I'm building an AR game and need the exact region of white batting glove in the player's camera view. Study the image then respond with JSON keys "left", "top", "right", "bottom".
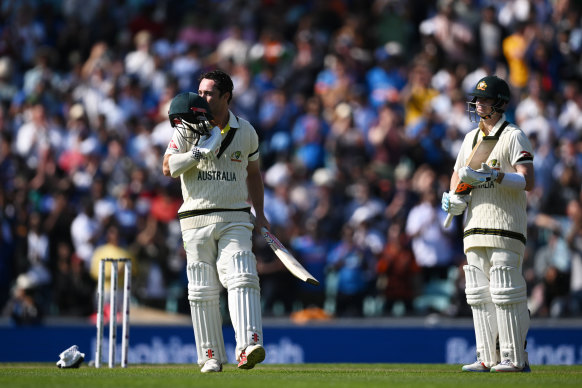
{"left": 441, "top": 191, "right": 470, "bottom": 216}
{"left": 458, "top": 163, "right": 498, "bottom": 186}
{"left": 476, "top": 162, "right": 499, "bottom": 181}
{"left": 191, "top": 126, "right": 222, "bottom": 161}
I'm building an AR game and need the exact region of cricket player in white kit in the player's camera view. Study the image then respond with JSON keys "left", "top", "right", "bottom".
{"left": 441, "top": 75, "right": 535, "bottom": 372}
{"left": 162, "top": 70, "right": 270, "bottom": 373}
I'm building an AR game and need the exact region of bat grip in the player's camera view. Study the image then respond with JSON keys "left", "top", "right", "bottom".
{"left": 443, "top": 213, "right": 453, "bottom": 228}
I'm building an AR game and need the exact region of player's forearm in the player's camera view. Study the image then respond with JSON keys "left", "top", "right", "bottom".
{"left": 247, "top": 173, "right": 265, "bottom": 215}
{"left": 167, "top": 152, "right": 199, "bottom": 178}
{"left": 496, "top": 164, "right": 534, "bottom": 191}
{"left": 450, "top": 170, "right": 461, "bottom": 191}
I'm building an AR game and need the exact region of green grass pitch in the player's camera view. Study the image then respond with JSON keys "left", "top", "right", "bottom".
{"left": 1, "top": 363, "right": 581, "bottom": 388}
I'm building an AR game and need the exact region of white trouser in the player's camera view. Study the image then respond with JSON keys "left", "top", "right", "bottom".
{"left": 182, "top": 222, "right": 262, "bottom": 363}
{"left": 466, "top": 247, "right": 529, "bottom": 367}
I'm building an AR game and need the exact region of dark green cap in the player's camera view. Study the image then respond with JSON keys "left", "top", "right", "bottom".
{"left": 469, "top": 75, "right": 510, "bottom": 103}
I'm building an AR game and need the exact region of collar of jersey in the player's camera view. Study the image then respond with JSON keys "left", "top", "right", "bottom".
{"left": 221, "top": 110, "right": 239, "bottom": 134}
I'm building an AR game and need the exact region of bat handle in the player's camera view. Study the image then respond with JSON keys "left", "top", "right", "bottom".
{"left": 443, "top": 213, "right": 453, "bottom": 228}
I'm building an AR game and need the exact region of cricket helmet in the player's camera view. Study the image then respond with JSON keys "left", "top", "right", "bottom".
{"left": 467, "top": 75, "right": 510, "bottom": 122}
{"left": 168, "top": 92, "right": 214, "bottom": 144}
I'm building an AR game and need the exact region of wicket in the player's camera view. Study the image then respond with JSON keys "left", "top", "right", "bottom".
{"left": 95, "top": 258, "right": 131, "bottom": 368}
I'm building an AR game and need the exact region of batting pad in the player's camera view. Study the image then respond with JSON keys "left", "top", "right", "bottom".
{"left": 187, "top": 262, "right": 227, "bottom": 366}
{"left": 463, "top": 265, "right": 499, "bottom": 366}
{"left": 490, "top": 265, "right": 529, "bottom": 368}
{"left": 223, "top": 251, "right": 263, "bottom": 361}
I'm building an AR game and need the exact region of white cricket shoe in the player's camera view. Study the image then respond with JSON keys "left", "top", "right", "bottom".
{"left": 237, "top": 344, "right": 265, "bottom": 370}
{"left": 201, "top": 359, "right": 222, "bottom": 373}
{"left": 461, "top": 360, "right": 490, "bottom": 372}
{"left": 490, "top": 359, "right": 531, "bottom": 373}
{"left": 56, "top": 345, "right": 85, "bottom": 368}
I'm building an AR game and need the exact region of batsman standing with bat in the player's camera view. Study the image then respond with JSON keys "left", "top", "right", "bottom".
{"left": 162, "top": 70, "right": 270, "bottom": 373}
{"left": 441, "top": 75, "right": 535, "bottom": 372}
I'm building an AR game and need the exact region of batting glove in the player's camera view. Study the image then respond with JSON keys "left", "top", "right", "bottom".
{"left": 191, "top": 126, "right": 222, "bottom": 161}
{"left": 458, "top": 163, "right": 498, "bottom": 186}
{"left": 441, "top": 191, "right": 470, "bottom": 216}
{"left": 476, "top": 162, "right": 499, "bottom": 181}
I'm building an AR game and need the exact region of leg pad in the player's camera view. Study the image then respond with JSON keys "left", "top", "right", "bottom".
{"left": 464, "top": 265, "right": 498, "bottom": 366}
{"left": 187, "top": 262, "right": 227, "bottom": 366}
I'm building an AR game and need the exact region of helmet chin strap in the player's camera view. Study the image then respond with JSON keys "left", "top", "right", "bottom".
{"left": 479, "top": 106, "right": 504, "bottom": 121}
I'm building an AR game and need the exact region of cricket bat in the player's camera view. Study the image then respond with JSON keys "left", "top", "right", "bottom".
{"left": 443, "top": 136, "right": 499, "bottom": 228}
{"left": 260, "top": 227, "right": 320, "bottom": 286}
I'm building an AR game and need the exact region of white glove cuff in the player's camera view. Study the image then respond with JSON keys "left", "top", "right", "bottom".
{"left": 168, "top": 152, "right": 199, "bottom": 178}
{"left": 498, "top": 172, "right": 526, "bottom": 190}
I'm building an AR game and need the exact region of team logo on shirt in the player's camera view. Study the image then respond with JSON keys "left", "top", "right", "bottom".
{"left": 230, "top": 151, "right": 242, "bottom": 162}
{"left": 168, "top": 139, "right": 178, "bottom": 150}
{"left": 489, "top": 159, "right": 499, "bottom": 167}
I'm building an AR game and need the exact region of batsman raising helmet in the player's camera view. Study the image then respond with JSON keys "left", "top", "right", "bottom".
{"left": 162, "top": 69, "right": 270, "bottom": 373}
{"left": 441, "top": 75, "right": 535, "bottom": 372}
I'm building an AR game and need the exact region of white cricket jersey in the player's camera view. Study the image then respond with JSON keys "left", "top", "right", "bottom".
{"left": 454, "top": 114, "right": 534, "bottom": 256}
{"left": 165, "top": 110, "right": 260, "bottom": 230}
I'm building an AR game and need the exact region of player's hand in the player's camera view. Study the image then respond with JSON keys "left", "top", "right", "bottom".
{"left": 441, "top": 191, "right": 470, "bottom": 216}
{"left": 191, "top": 126, "right": 222, "bottom": 161}
{"left": 476, "top": 163, "right": 499, "bottom": 182}
{"left": 458, "top": 163, "right": 498, "bottom": 186}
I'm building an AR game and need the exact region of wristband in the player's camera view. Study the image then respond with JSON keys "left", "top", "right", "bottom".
{"left": 498, "top": 172, "right": 526, "bottom": 190}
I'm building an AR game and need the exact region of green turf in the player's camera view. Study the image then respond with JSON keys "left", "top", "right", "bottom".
{"left": 1, "top": 363, "right": 581, "bottom": 388}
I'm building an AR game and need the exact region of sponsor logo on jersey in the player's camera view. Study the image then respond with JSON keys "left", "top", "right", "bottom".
{"left": 520, "top": 151, "right": 532, "bottom": 158}
{"left": 230, "top": 151, "right": 242, "bottom": 162}
{"left": 168, "top": 139, "right": 178, "bottom": 150}
{"left": 197, "top": 171, "right": 237, "bottom": 181}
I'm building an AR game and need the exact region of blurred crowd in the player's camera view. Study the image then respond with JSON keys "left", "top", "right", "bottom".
{"left": 1, "top": 0, "right": 582, "bottom": 325}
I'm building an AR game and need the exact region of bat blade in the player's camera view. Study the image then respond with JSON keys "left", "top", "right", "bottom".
{"left": 261, "top": 227, "right": 320, "bottom": 286}
{"left": 466, "top": 137, "right": 498, "bottom": 170}
{"left": 443, "top": 136, "right": 498, "bottom": 228}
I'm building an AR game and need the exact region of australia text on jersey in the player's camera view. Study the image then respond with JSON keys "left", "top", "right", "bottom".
{"left": 197, "top": 171, "right": 237, "bottom": 181}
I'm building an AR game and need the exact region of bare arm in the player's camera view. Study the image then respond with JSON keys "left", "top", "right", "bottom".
{"left": 246, "top": 158, "right": 270, "bottom": 231}
{"left": 449, "top": 170, "right": 461, "bottom": 192}
{"left": 163, "top": 154, "right": 172, "bottom": 177}
{"left": 515, "top": 163, "right": 534, "bottom": 191}
{"left": 495, "top": 163, "right": 535, "bottom": 191}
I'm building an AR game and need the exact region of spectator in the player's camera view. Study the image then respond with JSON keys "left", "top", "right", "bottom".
{"left": 90, "top": 223, "right": 136, "bottom": 296}
{"left": 376, "top": 221, "right": 421, "bottom": 315}
{"left": 405, "top": 183, "right": 457, "bottom": 282}
{"left": 327, "top": 224, "right": 376, "bottom": 317}
{"left": 502, "top": 21, "right": 536, "bottom": 95}
{"left": 52, "top": 242, "right": 96, "bottom": 316}
{"left": 70, "top": 197, "right": 100, "bottom": 270}
{"left": 1, "top": 0, "right": 581, "bottom": 320}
